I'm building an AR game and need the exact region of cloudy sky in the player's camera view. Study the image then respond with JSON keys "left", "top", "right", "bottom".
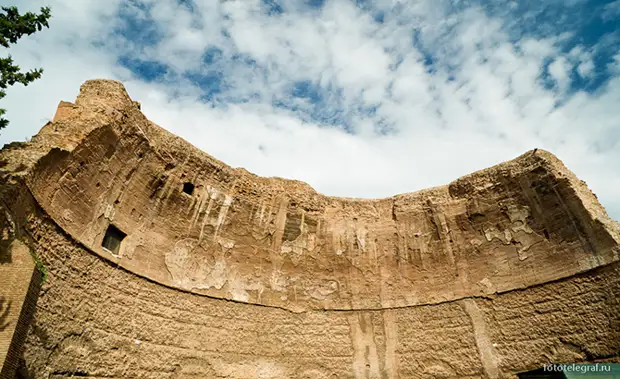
{"left": 1, "top": 0, "right": 619, "bottom": 220}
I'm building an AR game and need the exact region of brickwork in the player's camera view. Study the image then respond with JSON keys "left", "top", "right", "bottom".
{"left": 0, "top": 239, "right": 40, "bottom": 379}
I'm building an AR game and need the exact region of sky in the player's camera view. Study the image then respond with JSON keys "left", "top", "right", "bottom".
{"left": 1, "top": 0, "right": 619, "bottom": 220}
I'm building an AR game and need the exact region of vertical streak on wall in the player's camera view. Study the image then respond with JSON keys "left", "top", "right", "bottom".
{"left": 269, "top": 197, "right": 289, "bottom": 286}
{"left": 189, "top": 186, "right": 207, "bottom": 231}
{"left": 257, "top": 201, "right": 265, "bottom": 225}
{"left": 460, "top": 299, "right": 500, "bottom": 379}
{"left": 382, "top": 310, "right": 399, "bottom": 379}
{"left": 213, "top": 194, "right": 233, "bottom": 239}
{"left": 272, "top": 197, "right": 289, "bottom": 255}
{"left": 198, "top": 188, "right": 216, "bottom": 242}
{"left": 348, "top": 313, "right": 381, "bottom": 379}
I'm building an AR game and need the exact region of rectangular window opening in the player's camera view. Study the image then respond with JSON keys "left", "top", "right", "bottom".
{"left": 183, "top": 182, "right": 195, "bottom": 195}
{"left": 102, "top": 224, "right": 126, "bottom": 255}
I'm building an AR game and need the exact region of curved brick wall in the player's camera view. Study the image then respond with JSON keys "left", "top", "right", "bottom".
{"left": 0, "top": 80, "right": 618, "bottom": 378}
{"left": 24, "top": 81, "right": 620, "bottom": 312}
{"left": 15, "top": 214, "right": 620, "bottom": 379}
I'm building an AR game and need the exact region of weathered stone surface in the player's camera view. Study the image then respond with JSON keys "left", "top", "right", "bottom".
{"left": 0, "top": 239, "right": 38, "bottom": 379}
{"left": 0, "top": 79, "right": 618, "bottom": 378}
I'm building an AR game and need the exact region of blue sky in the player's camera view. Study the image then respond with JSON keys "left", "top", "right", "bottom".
{"left": 2, "top": 0, "right": 620, "bottom": 220}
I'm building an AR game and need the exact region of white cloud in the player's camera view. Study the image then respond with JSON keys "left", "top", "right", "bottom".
{"left": 548, "top": 56, "right": 571, "bottom": 91}
{"left": 1, "top": 0, "right": 619, "bottom": 222}
{"left": 577, "top": 60, "right": 595, "bottom": 78}
{"left": 602, "top": 0, "right": 620, "bottom": 22}
{"left": 567, "top": 46, "right": 595, "bottom": 79}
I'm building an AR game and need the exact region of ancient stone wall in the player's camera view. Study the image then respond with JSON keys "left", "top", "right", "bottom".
{"left": 12, "top": 208, "right": 620, "bottom": 379}
{"left": 0, "top": 207, "right": 41, "bottom": 379}
{"left": 0, "top": 80, "right": 618, "bottom": 378}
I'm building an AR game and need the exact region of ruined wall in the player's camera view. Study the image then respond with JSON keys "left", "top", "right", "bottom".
{"left": 13, "top": 205, "right": 620, "bottom": 379}
{"left": 0, "top": 79, "right": 618, "bottom": 378}
{"left": 0, "top": 196, "right": 41, "bottom": 379}
{"left": 23, "top": 81, "right": 620, "bottom": 312}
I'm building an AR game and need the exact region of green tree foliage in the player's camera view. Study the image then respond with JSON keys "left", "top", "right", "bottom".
{"left": 0, "top": 6, "right": 51, "bottom": 133}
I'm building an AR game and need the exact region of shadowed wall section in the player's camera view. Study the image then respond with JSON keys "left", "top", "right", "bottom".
{"left": 0, "top": 229, "right": 41, "bottom": 379}
{"left": 0, "top": 79, "right": 618, "bottom": 378}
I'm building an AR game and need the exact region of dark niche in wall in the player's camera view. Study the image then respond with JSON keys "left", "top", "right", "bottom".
{"left": 183, "top": 182, "right": 195, "bottom": 195}
{"left": 102, "top": 224, "right": 126, "bottom": 255}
